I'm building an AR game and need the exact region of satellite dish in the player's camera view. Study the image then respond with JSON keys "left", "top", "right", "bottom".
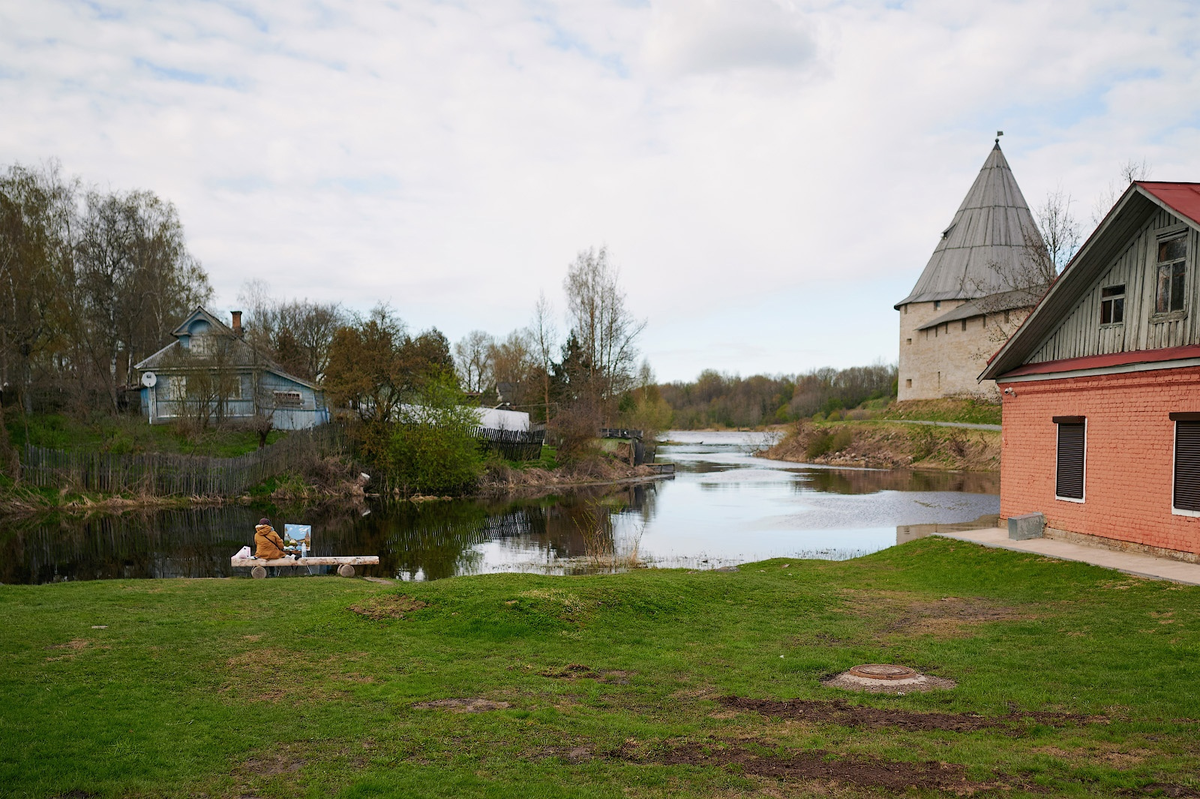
{"left": 141, "top": 372, "right": 157, "bottom": 388}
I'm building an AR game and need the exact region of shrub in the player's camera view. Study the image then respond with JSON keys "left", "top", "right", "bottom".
{"left": 384, "top": 374, "right": 483, "bottom": 495}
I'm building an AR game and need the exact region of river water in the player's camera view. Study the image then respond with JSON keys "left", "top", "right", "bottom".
{"left": 0, "top": 431, "right": 999, "bottom": 585}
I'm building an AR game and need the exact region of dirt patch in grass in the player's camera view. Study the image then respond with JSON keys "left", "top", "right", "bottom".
{"left": 619, "top": 740, "right": 1010, "bottom": 794}
{"left": 222, "top": 647, "right": 349, "bottom": 703}
{"left": 536, "top": 662, "right": 631, "bottom": 683}
{"left": 719, "top": 696, "right": 1107, "bottom": 733}
{"left": 412, "top": 698, "right": 511, "bottom": 713}
{"left": 843, "top": 590, "right": 1028, "bottom": 639}
{"left": 348, "top": 594, "right": 428, "bottom": 620}
{"left": 46, "top": 638, "right": 90, "bottom": 661}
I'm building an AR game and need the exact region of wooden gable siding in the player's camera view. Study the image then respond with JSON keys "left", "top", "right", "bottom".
{"left": 1028, "top": 207, "right": 1199, "bottom": 364}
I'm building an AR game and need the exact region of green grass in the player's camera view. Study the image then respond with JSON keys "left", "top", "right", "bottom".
{"left": 882, "top": 398, "right": 1003, "bottom": 426}
{"left": 7, "top": 413, "right": 283, "bottom": 457}
{"left": 3, "top": 538, "right": 1200, "bottom": 797}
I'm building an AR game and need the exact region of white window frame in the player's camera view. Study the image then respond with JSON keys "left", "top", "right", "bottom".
{"left": 1054, "top": 416, "right": 1086, "bottom": 503}
{"left": 273, "top": 390, "right": 303, "bottom": 409}
{"left": 1171, "top": 414, "right": 1200, "bottom": 517}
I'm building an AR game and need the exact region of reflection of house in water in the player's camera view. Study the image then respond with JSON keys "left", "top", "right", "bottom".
{"left": 895, "top": 514, "right": 1000, "bottom": 546}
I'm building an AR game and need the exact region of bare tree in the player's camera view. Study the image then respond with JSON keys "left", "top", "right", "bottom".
{"left": 562, "top": 246, "right": 646, "bottom": 412}
{"left": 487, "top": 328, "right": 536, "bottom": 406}
{"left": 0, "top": 161, "right": 77, "bottom": 414}
{"left": 236, "top": 281, "right": 345, "bottom": 380}
{"left": 71, "top": 188, "right": 211, "bottom": 412}
{"left": 1092, "top": 158, "right": 1153, "bottom": 225}
{"left": 453, "top": 330, "right": 495, "bottom": 393}
{"left": 531, "top": 291, "right": 558, "bottom": 420}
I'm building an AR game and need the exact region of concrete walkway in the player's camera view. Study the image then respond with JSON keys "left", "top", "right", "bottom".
{"left": 935, "top": 527, "right": 1200, "bottom": 586}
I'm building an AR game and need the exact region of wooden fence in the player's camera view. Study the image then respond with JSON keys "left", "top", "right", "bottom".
{"left": 471, "top": 427, "right": 545, "bottom": 461}
{"left": 22, "top": 424, "right": 346, "bottom": 497}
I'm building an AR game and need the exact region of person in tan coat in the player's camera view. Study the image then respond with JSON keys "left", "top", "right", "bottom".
{"left": 254, "top": 518, "right": 287, "bottom": 560}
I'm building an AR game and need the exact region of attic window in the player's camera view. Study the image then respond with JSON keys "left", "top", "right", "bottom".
{"left": 273, "top": 391, "right": 303, "bottom": 408}
{"left": 1155, "top": 234, "right": 1187, "bottom": 314}
{"left": 942, "top": 223, "right": 955, "bottom": 240}
{"left": 1100, "top": 285, "right": 1125, "bottom": 325}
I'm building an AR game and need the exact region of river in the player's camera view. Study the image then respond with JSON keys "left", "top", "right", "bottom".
{"left": 0, "top": 431, "right": 999, "bottom": 584}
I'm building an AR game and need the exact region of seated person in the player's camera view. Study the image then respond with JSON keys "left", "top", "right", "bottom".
{"left": 254, "top": 518, "right": 287, "bottom": 560}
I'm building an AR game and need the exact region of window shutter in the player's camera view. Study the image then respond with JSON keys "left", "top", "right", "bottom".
{"left": 1055, "top": 420, "right": 1085, "bottom": 500}
{"left": 1174, "top": 420, "right": 1200, "bottom": 512}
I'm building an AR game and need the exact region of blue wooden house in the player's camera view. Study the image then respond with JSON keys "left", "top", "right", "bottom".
{"left": 135, "top": 308, "right": 329, "bottom": 430}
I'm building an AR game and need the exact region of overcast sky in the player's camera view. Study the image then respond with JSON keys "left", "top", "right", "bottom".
{"left": 3, "top": 0, "right": 1199, "bottom": 383}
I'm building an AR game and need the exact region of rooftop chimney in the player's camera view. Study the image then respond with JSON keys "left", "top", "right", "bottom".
{"left": 231, "top": 310, "right": 243, "bottom": 337}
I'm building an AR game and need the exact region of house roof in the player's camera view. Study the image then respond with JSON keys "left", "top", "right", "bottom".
{"left": 170, "top": 307, "right": 236, "bottom": 338}
{"left": 981, "top": 182, "right": 1200, "bottom": 381}
{"left": 895, "top": 142, "right": 1045, "bottom": 308}
{"left": 135, "top": 307, "right": 321, "bottom": 391}
{"left": 915, "top": 287, "right": 1043, "bottom": 331}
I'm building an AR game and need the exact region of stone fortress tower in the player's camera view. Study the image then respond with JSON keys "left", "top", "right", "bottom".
{"left": 895, "top": 139, "right": 1047, "bottom": 401}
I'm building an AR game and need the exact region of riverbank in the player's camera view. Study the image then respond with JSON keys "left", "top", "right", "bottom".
{"left": 766, "top": 419, "right": 1001, "bottom": 470}
{"left": 4, "top": 537, "right": 1199, "bottom": 797}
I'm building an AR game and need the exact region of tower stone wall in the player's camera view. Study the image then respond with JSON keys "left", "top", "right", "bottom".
{"left": 897, "top": 300, "right": 1028, "bottom": 401}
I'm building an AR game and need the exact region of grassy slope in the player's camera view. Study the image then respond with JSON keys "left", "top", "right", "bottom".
{"left": 3, "top": 539, "right": 1200, "bottom": 797}
{"left": 7, "top": 413, "right": 282, "bottom": 458}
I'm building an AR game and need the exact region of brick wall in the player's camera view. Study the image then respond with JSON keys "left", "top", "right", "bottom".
{"left": 1000, "top": 366, "right": 1200, "bottom": 555}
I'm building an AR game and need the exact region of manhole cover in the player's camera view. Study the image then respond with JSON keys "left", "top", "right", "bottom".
{"left": 847, "top": 664, "right": 917, "bottom": 681}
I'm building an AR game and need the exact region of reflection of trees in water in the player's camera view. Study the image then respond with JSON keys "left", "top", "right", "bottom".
{"left": 314, "top": 483, "right": 656, "bottom": 581}
{"left": 0, "top": 482, "right": 660, "bottom": 585}
{"left": 0, "top": 507, "right": 260, "bottom": 584}
{"left": 794, "top": 468, "right": 999, "bottom": 496}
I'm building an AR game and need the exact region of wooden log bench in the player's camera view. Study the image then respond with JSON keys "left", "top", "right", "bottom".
{"left": 231, "top": 555, "right": 380, "bottom": 579}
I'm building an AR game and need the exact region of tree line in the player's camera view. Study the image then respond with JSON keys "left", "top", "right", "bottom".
{"left": 0, "top": 161, "right": 211, "bottom": 416}
{"left": 659, "top": 363, "right": 897, "bottom": 429}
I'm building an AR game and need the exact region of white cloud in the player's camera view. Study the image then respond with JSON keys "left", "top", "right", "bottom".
{"left": 642, "top": 0, "right": 818, "bottom": 77}
{"left": 1, "top": 0, "right": 1199, "bottom": 381}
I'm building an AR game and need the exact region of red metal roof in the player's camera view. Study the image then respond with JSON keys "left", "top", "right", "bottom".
{"left": 1001, "top": 345, "right": 1200, "bottom": 378}
{"left": 1136, "top": 182, "right": 1200, "bottom": 227}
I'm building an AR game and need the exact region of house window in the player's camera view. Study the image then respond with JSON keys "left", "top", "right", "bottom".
{"left": 1155, "top": 234, "right": 1187, "bottom": 314}
{"left": 961, "top": 319, "right": 967, "bottom": 331}
{"left": 1054, "top": 416, "right": 1086, "bottom": 501}
{"left": 934, "top": 301, "right": 941, "bottom": 310}
{"left": 906, "top": 338, "right": 912, "bottom": 345}
{"left": 1171, "top": 413, "right": 1200, "bottom": 514}
{"left": 905, "top": 379, "right": 912, "bottom": 388}
{"left": 1100, "top": 285, "right": 1125, "bottom": 325}
{"left": 273, "top": 390, "right": 303, "bottom": 408}
{"left": 1004, "top": 310, "right": 1011, "bottom": 324}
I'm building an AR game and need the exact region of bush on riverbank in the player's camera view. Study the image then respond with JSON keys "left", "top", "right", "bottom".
{"left": 769, "top": 419, "right": 1000, "bottom": 470}
{"left": 4, "top": 538, "right": 1200, "bottom": 796}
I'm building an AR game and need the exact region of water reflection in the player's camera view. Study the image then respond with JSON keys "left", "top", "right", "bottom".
{"left": 0, "top": 430, "right": 1001, "bottom": 584}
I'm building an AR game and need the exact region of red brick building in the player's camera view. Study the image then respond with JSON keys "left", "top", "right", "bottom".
{"left": 982, "top": 182, "right": 1200, "bottom": 560}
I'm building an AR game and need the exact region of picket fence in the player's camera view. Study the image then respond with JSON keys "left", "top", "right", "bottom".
{"left": 471, "top": 427, "right": 545, "bottom": 462}
{"left": 22, "top": 424, "right": 346, "bottom": 497}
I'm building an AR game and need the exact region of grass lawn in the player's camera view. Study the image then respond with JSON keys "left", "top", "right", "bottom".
{"left": 2, "top": 537, "right": 1199, "bottom": 797}
{"left": 7, "top": 413, "right": 283, "bottom": 458}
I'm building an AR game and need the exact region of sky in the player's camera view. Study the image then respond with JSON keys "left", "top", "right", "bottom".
{"left": 3, "top": 0, "right": 1200, "bottom": 383}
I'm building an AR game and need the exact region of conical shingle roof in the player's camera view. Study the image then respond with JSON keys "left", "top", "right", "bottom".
{"left": 895, "top": 143, "right": 1044, "bottom": 307}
